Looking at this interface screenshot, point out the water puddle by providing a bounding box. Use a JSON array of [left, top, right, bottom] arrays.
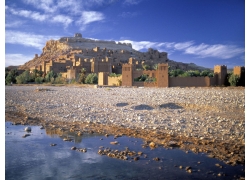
[[5, 122, 245, 180]]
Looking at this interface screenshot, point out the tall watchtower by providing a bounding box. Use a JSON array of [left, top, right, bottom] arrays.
[[233, 66, 245, 86], [233, 66, 245, 77], [214, 65, 227, 86], [122, 64, 133, 86], [157, 63, 169, 87]]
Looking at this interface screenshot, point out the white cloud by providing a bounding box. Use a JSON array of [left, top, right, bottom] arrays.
[[22, 0, 56, 13], [6, 6, 72, 26], [7, 7, 49, 22], [5, 54, 35, 67], [5, 30, 60, 50], [5, 21, 24, 28], [51, 15, 73, 27], [174, 41, 194, 50], [76, 11, 105, 25], [184, 43, 245, 59], [118, 39, 245, 59]]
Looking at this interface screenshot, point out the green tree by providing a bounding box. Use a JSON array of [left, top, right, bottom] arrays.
[[45, 71, 57, 83], [35, 77, 44, 84], [134, 74, 148, 81], [16, 70, 31, 84], [85, 73, 98, 84], [169, 69, 184, 77], [228, 73, 240, 86], [30, 69, 43, 81], [200, 70, 210, 77], [142, 64, 150, 70], [153, 64, 158, 70], [78, 68, 86, 84], [5, 69, 18, 84]]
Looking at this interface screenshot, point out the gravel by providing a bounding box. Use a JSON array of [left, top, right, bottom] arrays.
[[5, 85, 245, 143]]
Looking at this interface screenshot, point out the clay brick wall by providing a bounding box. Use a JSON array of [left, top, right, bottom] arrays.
[[108, 76, 122, 86], [50, 62, 68, 74], [98, 72, 109, 85], [98, 61, 111, 73], [67, 69, 77, 80], [144, 82, 157, 87], [169, 77, 213, 87], [133, 82, 144, 87]]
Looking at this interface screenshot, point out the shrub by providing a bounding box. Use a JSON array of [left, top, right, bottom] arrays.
[[16, 70, 31, 84], [109, 73, 121, 77], [54, 76, 67, 84], [228, 74, 240, 86], [145, 77, 157, 82], [78, 73, 86, 84], [134, 74, 148, 81], [5, 69, 18, 84], [169, 69, 184, 77], [85, 73, 98, 84], [142, 64, 150, 70], [153, 64, 158, 70], [35, 77, 44, 84], [45, 71, 57, 83]]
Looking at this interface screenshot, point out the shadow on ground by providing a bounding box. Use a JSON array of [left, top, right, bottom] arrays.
[[159, 103, 183, 109], [116, 103, 129, 107], [131, 104, 154, 110]]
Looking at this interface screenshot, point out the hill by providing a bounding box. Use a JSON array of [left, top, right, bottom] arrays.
[[17, 33, 211, 72]]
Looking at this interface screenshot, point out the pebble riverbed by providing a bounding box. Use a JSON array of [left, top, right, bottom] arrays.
[[5, 85, 245, 165]]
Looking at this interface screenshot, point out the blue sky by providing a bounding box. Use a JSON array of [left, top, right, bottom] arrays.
[[4, 0, 246, 69]]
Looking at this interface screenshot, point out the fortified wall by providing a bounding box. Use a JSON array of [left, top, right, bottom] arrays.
[[120, 63, 229, 87]]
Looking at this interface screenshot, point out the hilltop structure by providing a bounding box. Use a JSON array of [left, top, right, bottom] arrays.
[[19, 33, 210, 78], [14, 33, 244, 87]]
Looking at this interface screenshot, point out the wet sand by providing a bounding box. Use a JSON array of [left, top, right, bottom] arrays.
[[5, 85, 245, 165]]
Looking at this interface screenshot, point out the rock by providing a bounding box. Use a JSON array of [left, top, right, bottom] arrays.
[[149, 142, 156, 148], [138, 151, 143, 156], [110, 141, 118, 145], [25, 127, 31, 132], [134, 157, 139, 161], [50, 143, 57, 146], [153, 157, 160, 161], [71, 147, 77, 150]]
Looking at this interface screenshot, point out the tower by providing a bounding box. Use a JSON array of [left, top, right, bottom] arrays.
[[157, 63, 169, 87], [122, 64, 133, 86], [214, 65, 227, 86]]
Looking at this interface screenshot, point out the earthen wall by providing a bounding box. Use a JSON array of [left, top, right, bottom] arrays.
[[169, 77, 212, 87], [108, 76, 122, 86]]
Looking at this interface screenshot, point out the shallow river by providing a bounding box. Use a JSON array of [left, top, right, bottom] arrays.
[[5, 122, 245, 180]]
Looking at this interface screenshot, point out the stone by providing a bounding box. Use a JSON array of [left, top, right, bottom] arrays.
[[25, 127, 31, 131], [149, 142, 156, 148]]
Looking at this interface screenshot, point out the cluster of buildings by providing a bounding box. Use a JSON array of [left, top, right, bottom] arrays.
[[29, 33, 244, 87]]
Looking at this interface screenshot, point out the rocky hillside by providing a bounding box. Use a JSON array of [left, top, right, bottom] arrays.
[[17, 34, 210, 71]]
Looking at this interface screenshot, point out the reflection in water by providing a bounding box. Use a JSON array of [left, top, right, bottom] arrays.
[[45, 127, 103, 143], [5, 122, 245, 180]]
